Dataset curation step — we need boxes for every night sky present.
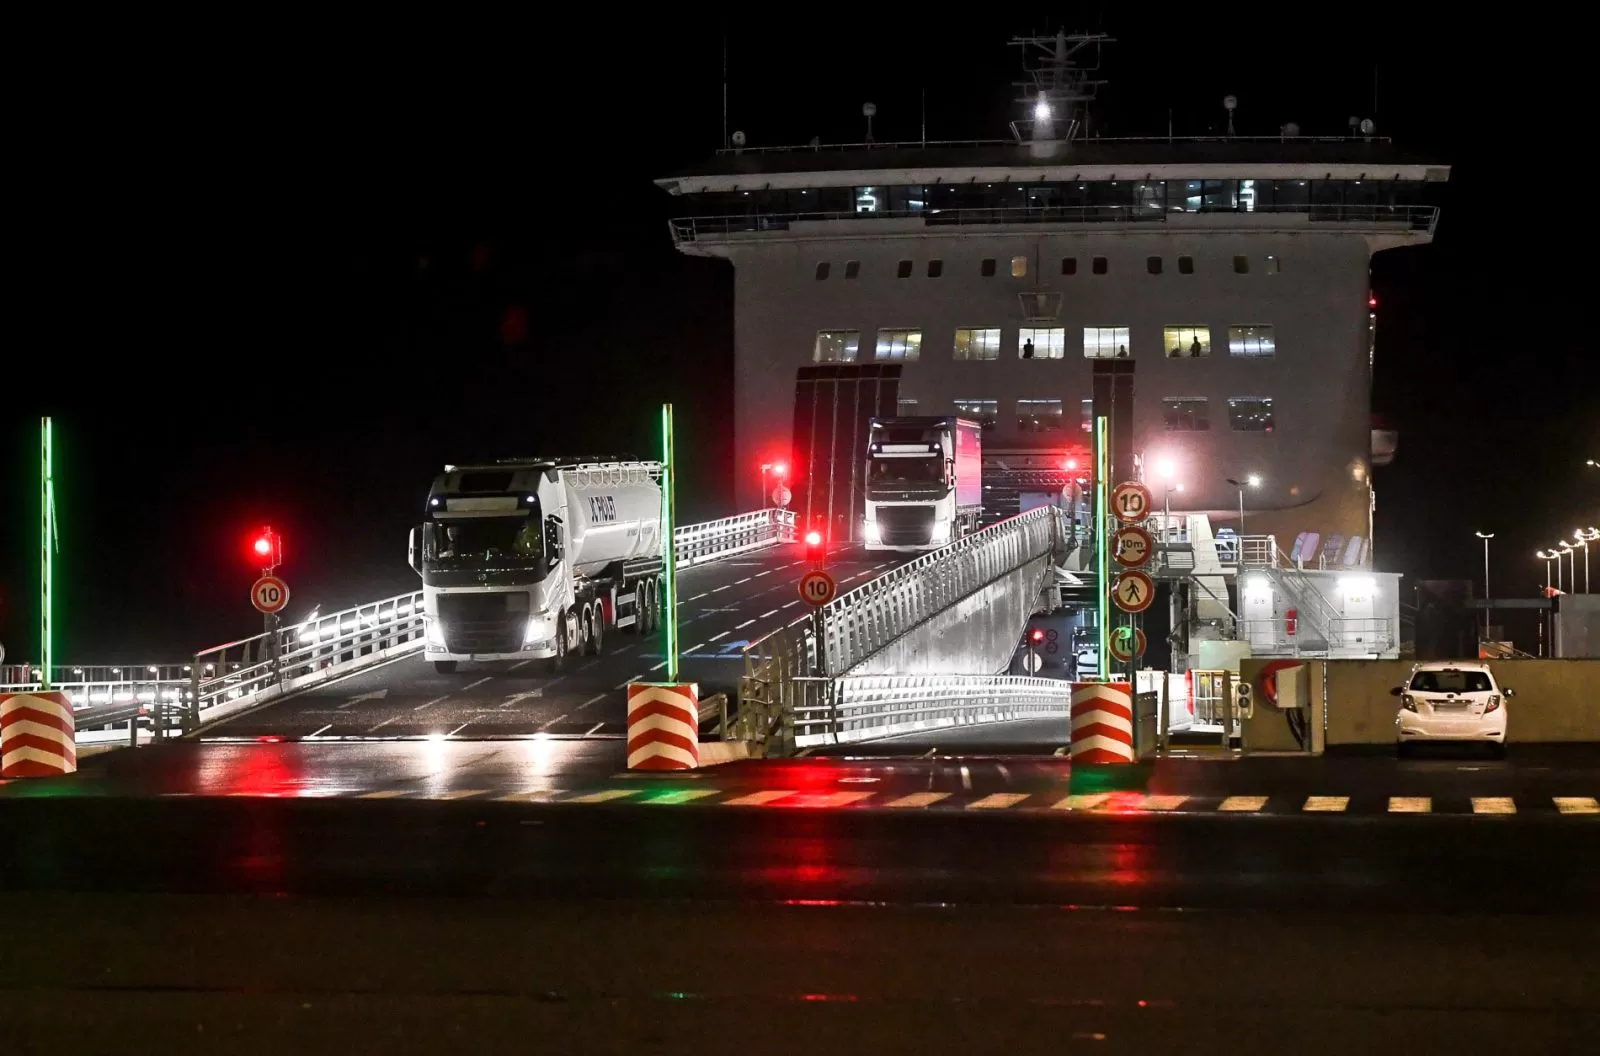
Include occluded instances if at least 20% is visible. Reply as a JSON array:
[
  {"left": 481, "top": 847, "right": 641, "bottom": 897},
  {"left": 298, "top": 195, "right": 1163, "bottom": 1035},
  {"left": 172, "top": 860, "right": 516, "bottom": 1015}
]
[{"left": 3, "top": 16, "right": 1595, "bottom": 660}]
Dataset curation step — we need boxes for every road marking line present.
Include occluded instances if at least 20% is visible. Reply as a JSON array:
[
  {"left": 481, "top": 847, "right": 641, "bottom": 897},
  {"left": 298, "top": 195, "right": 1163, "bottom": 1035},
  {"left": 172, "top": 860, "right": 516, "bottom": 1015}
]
[
  {"left": 683, "top": 642, "right": 706, "bottom": 653},
  {"left": 577, "top": 694, "right": 606, "bottom": 711},
  {"left": 613, "top": 673, "right": 648, "bottom": 689},
  {"left": 1554, "top": 796, "right": 1600, "bottom": 814},
  {"left": 782, "top": 600, "right": 801, "bottom": 608},
  {"left": 689, "top": 593, "right": 708, "bottom": 601},
  {"left": 758, "top": 609, "right": 779, "bottom": 619},
  {"left": 1219, "top": 795, "right": 1269, "bottom": 812},
  {"left": 754, "top": 570, "right": 771, "bottom": 577},
  {"left": 735, "top": 620, "right": 756, "bottom": 630},
  {"left": 509, "top": 660, "right": 530, "bottom": 671},
  {"left": 886, "top": 792, "right": 951, "bottom": 808},
  {"left": 1051, "top": 793, "right": 1110, "bottom": 810},
  {"left": 308, "top": 724, "right": 332, "bottom": 737},
  {"left": 584, "top": 722, "right": 605, "bottom": 735},
  {"left": 721, "top": 790, "right": 794, "bottom": 807},
  {"left": 712, "top": 585, "right": 731, "bottom": 592},
  {"left": 1140, "top": 795, "right": 1189, "bottom": 811},
  {"left": 496, "top": 790, "right": 563, "bottom": 802},
  {"left": 648, "top": 661, "right": 668, "bottom": 671},
  {"left": 537, "top": 714, "right": 568, "bottom": 729},
  {"left": 646, "top": 789, "right": 719, "bottom": 805},
  {"left": 357, "top": 790, "right": 408, "bottom": 799},
  {"left": 708, "top": 631, "right": 731, "bottom": 642},
  {"left": 1303, "top": 796, "right": 1349, "bottom": 812},
  {"left": 428, "top": 789, "right": 489, "bottom": 800},
  {"left": 967, "top": 792, "right": 1030, "bottom": 809},
  {"left": 446, "top": 722, "right": 472, "bottom": 737},
  {"left": 735, "top": 577, "right": 752, "bottom": 585},
  {"left": 463, "top": 676, "right": 493, "bottom": 691},
  {"left": 413, "top": 694, "right": 452, "bottom": 712},
  {"left": 567, "top": 790, "right": 638, "bottom": 804},
  {"left": 1471, "top": 797, "right": 1516, "bottom": 814},
  {"left": 1388, "top": 796, "right": 1431, "bottom": 814},
  {"left": 781, "top": 791, "right": 874, "bottom": 808}
]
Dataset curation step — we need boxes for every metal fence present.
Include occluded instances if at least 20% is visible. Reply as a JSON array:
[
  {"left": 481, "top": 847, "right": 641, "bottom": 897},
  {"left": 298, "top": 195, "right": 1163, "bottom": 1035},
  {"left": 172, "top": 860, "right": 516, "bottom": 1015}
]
[
  {"left": 793, "top": 674, "right": 1072, "bottom": 749},
  {"left": 1, "top": 506, "right": 796, "bottom": 744}
]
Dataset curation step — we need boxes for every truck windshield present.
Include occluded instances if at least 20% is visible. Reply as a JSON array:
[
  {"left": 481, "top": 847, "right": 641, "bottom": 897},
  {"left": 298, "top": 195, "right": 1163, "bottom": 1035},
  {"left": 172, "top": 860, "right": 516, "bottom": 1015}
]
[
  {"left": 430, "top": 515, "right": 543, "bottom": 566},
  {"left": 869, "top": 456, "right": 944, "bottom": 486}
]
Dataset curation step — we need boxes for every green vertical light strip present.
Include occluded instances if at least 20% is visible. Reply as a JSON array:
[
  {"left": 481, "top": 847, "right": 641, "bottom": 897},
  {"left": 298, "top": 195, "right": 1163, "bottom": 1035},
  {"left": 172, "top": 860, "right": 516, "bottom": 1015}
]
[
  {"left": 40, "top": 416, "right": 56, "bottom": 689},
  {"left": 1095, "top": 414, "right": 1110, "bottom": 679},
  {"left": 660, "top": 403, "right": 679, "bottom": 684}
]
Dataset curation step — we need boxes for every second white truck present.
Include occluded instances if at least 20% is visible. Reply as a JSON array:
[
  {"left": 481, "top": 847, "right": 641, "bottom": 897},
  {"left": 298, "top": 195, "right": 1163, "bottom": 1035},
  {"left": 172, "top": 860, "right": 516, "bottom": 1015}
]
[
  {"left": 408, "top": 459, "right": 666, "bottom": 673},
  {"left": 862, "top": 415, "right": 983, "bottom": 551}
]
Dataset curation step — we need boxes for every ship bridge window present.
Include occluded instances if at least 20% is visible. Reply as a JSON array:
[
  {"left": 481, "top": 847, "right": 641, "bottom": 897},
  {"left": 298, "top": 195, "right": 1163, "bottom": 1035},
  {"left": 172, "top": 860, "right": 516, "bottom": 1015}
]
[
  {"left": 1011, "top": 255, "right": 1028, "bottom": 278},
  {"left": 875, "top": 329, "right": 922, "bottom": 362},
  {"left": 953, "top": 327, "right": 1002, "bottom": 361},
  {"left": 981, "top": 258, "right": 997, "bottom": 277},
  {"left": 1164, "top": 326, "right": 1212, "bottom": 358},
  {"left": 814, "top": 330, "right": 860, "bottom": 363},
  {"left": 1173, "top": 179, "right": 1239, "bottom": 212},
  {"left": 1228, "top": 397, "right": 1276, "bottom": 432},
  {"left": 1162, "top": 397, "right": 1211, "bottom": 431},
  {"left": 1017, "top": 399, "right": 1064, "bottom": 433},
  {"left": 1019, "top": 327, "right": 1066, "bottom": 359},
  {"left": 854, "top": 186, "right": 882, "bottom": 213},
  {"left": 953, "top": 399, "right": 998, "bottom": 431},
  {"left": 1084, "top": 326, "right": 1131, "bottom": 359},
  {"left": 1264, "top": 255, "right": 1280, "bottom": 274},
  {"left": 1228, "top": 325, "right": 1276, "bottom": 358},
  {"left": 889, "top": 185, "right": 926, "bottom": 213}
]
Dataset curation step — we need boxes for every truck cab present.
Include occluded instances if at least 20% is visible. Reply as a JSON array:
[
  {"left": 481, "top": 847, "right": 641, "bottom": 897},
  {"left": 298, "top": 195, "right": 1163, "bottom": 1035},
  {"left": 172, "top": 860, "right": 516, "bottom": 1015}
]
[{"left": 862, "top": 416, "right": 983, "bottom": 551}]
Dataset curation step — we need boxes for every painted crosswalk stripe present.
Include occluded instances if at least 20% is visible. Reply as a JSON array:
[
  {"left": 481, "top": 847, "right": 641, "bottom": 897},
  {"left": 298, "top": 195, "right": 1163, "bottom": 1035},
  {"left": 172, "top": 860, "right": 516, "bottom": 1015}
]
[
  {"left": 1303, "top": 796, "right": 1349, "bottom": 812},
  {"left": 1553, "top": 796, "right": 1600, "bottom": 814},
  {"left": 496, "top": 790, "right": 564, "bottom": 803},
  {"left": 885, "top": 792, "right": 952, "bottom": 808},
  {"left": 722, "top": 790, "right": 795, "bottom": 807},
  {"left": 1218, "top": 796, "right": 1269, "bottom": 812},
  {"left": 1388, "top": 796, "right": 1431, "bottom": 813},
  {"left": 1471, "top": 797, "right": 1516, "bottom": 815},
  {"left": 782, "top": 791, "right": 874, "bottom": 808},
  {"left": 967, "top": 793, "right": 1030, "bottom": 809},
  {"left": 645, "top": 789, "right": 719, "bottom": 805},
  {"left": 1050, "top": 793, "right": 1110, "bottom": 811},
  {"left": 566, "top": 789, "right": 638, "bottom": 804},
  {"left": 1140, "top": 795, "right": 1189, "bottom": 811},
  {"left": 357, "top": 789, "right": 409, "bottom": 799}
]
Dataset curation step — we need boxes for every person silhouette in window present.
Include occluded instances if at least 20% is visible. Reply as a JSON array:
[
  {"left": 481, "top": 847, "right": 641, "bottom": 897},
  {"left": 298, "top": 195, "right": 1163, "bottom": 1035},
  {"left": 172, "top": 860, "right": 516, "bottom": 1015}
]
[
  {"left": 1190, "top": 337, "right": 1203, "bottom": 357},
  {"left": 1117, "top": 343, "right": 1129, "bottom": 358},
  {"left": 1022, "top": 339, "right": 1035, "bottom": 359}
]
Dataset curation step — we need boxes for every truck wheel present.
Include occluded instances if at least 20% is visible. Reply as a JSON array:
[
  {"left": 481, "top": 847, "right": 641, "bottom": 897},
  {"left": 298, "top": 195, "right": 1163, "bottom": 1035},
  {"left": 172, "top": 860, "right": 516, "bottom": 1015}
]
[
  {"left": 551, "top": 608, "right": 570, "bottom": 671},
  {"left": 648, "top": 580, "right": 661, "bottom": 633},
  {"left": 588, "top": 602, "right": 604, "bottom": 655},
  {"left": 433, "top": 660, "right": 457, "bottom": 674},
  {"left": 639, "top": 581, "right": 655, "bottom": 634}
]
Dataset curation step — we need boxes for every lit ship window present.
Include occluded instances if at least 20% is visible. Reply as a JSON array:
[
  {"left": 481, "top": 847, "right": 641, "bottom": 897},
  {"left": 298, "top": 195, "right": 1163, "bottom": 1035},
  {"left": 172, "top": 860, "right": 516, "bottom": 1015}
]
[
  {"left": 1164, "top": 326, "right": 1212, "bottom": 358},
  {"left": 1162, "top": 397, "right": 1211, "bottom": 432},
  {"left": 1017, "top": 399, "right": 1064, "bottom": 433},
  {"left": 953, "top": 328, "right": 1002, "bottom": 361},
  {"left": 953, "top": 399, "right": 998, "bottom": 431},
  {"left": 1080, "top": 399, "right": 1094, "bottom": 433},
  {"left": 813, "top": 330, "right": 861, "bottom": 363},
  {"left": 1019, "top": 327, "right": 1066, "bottom": 359},
  {"left": 1265, "top": 255, "right": 1281, "bottom": 274},
  {"left": 875, "top": 329, "right": 922, "bottom": 362},
  {"left": 1228, "top": 397, "right": 1275, "bottom": 432},
  {"left": 1228, "top": 326, "right": 1276, "bottom": 358},
  {"left": 1011, "top": 256, "right": 1028, "bottom": 278},
  {"left": 1083, "top": 326, "right": 1130, "bottom": 359}
]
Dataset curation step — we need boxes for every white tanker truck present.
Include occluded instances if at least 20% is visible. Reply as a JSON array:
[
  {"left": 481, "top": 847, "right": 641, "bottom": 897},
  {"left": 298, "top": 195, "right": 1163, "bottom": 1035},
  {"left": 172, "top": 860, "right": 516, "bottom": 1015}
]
[{"left": 407, "top": 459, "right": 667, "bottom": 673}]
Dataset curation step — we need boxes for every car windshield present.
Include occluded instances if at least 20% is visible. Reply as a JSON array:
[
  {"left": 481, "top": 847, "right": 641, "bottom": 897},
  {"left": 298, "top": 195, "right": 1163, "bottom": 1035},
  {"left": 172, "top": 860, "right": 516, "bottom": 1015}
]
[
  {"left": 869, "top": 456, "right": 943, "bottom": 485},
  {"left": 1410, "top": 669, "right": 1493, "bottom": 693}
]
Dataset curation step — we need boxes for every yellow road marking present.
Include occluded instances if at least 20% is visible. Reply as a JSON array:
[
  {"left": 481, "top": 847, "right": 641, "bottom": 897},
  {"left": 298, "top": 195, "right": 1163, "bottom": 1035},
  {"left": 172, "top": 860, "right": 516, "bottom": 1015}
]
[{"left": 1218, "top": 795, "right": 1269, "bottom": 812}]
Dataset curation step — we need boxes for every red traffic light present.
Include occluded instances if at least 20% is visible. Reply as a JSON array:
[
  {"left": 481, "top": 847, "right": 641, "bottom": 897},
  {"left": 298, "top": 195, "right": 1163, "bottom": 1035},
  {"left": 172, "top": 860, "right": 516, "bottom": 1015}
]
[
  {"left": 249, "top": 527, "right": 281, "bottom": 567},
  {"left": 773, "top": 462, "right": 788, "bottom": 479},
  {"left": 252, "top": 535, "right": 272, "bottom": 558},
  {"left": 804, "top": 530, "right": 823, "bottom": 547},
  {"left": 1030, "top": 628, "right": 1045, "bottom": 642}
]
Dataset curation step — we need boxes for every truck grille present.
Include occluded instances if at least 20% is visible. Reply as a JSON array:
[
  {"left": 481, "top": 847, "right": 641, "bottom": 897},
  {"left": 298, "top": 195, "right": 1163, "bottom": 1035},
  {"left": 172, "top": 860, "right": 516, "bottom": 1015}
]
[
  {"left": 875, "top": 505, "right": 935, "bottom": 546},
  {"left": 436, "top": 592, "right": 529, "bottom": 654}
]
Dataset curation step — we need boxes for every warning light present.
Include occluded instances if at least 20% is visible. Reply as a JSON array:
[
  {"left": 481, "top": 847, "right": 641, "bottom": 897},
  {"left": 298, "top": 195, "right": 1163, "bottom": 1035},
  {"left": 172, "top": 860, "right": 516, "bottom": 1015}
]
[
  {"left": 1062, "top": 458, "right": 1078, "bottom": 471},
  {"left": 773, "top": 462, "right": 788, "bottom": 479},
  {"left": 804, "top": 530, "right": 823, "bottom": 547},
  {"left": 252, "top": 535, "right": 272, "bottom": 557},
  {"left": 1367, "top": 293, "right": 1378, "bottom": 308},
  {"left": 249, "top": 527, "right": 282, "bottom": 569},
  {"left": 1030, "top": 628, "right": 1045, "bottom": 642}
]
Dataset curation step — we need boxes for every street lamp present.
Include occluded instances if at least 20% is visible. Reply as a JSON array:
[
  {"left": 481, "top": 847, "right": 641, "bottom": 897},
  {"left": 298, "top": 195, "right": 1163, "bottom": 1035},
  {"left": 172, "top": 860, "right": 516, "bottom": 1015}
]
[
  {"left": 1225, "top": 473, "right": 1261, "bottom": 537},
  {"left": 1558, "top": 542, "right": 1576, "bottom": 594},
  {"left": 1536, "top": 549, "right": 1555, "bottom": 595},
  {"left": 1475, "top": 531, "right": 1494, "bottom": 641},
  {"left": 1538, "top": 548, "right": 1564, "bottom": 593},
  {"left": 1574, "top": 528, "right": 1597, "bottom": 593}
]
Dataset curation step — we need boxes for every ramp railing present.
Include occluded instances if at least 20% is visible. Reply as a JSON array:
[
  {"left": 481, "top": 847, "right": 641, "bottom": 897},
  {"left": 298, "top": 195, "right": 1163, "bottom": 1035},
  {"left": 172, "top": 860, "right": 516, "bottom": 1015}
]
[
  {"left": 793, "top": 674, "right": 1072, "bottom": 748},
  {"left": 1, "top": 506, "right": 793, "bottom": 743}
]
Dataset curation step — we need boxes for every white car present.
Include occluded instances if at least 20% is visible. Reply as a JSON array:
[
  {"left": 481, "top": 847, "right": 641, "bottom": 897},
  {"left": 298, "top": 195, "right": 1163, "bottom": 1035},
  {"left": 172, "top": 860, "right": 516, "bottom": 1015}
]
[{"left": 1392, "top": 660, "right": 1513, "bottom": 756}]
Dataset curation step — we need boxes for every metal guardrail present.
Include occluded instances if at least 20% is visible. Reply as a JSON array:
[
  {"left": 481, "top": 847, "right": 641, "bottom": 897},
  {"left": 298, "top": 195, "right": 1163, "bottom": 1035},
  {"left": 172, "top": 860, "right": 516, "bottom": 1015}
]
[
  {"left": 670, "top": 204, "right": 1439, "bottom": 243},
  {"left": 712, "top": 134, "right": 1396, "bottom": 156},
  {"left": 0, "top": 506, "right": 794, "bottom": 744},
  {"left": 793, "top": 674, "right": 1072, "bottom": 748},
  {"left": 740, "top": 506, "right": 1064, "bottom": 753}
]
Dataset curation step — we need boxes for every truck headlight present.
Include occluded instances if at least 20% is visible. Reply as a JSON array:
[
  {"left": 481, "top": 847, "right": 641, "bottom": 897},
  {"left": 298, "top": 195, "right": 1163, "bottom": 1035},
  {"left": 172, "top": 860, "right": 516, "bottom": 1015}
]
[
  {"left": 426, "top": 619, "right": 445, "bottom": 646},
  {"left": 523, "top": 614, "right": 554, "bottom": 646},
  {"left": 863, "top": 519, "right": 880, "bottom": 544},
  {"left": 929, "top": 519, "right": 951, "bottom": 546}
]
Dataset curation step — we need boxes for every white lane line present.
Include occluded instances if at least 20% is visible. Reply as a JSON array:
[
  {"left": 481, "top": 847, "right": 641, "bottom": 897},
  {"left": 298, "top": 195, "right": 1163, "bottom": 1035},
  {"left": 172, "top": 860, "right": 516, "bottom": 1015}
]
[
  {"left": 584, "top": 722, "right": 605, "bottom": 735},
  {"left": 537, "top": 714, "right": 569, "bottom": 730},
  {"left": 735, "top": 577, "right": 752, "bottom": 585},
  {"left": 463, "top": 677, "right": 493, "bottom": 691},
  {"left": 712, "top": 585, "right": 731, "bottom": 592},
  {"left": 886, "top": 792, "right": 951, "bottom": 808},
  {"left": 649, "top": 661, "right": 668, "bottom": 671},
  {"left": 509, "top": 660, "right": 531, "bottom": 671},
  {"left": 1388, "top": 796, "right": 1431, "bottom": 814},
  {"left": 357, "top": 790, "right": 408, "bottom": 799},
  {"left": 723, "top": 790, "right": 794, "bottom": 807},
  {"left": 1554, "top": 797, "right": 1600, "bottom": 814},
  {"left": 754, "top": 570, "right": 771, "bottom": 577},
  {"left": 708, "top": 631, "right": 731, "bottom": 642},
  {"left": 689, "top": 593, "right": 708, "bottom": 601},
  {"left": 959, "top": 765, "right": 973, "bottom": 791},
  {"left": 758, "top": 609, "right": 779, "bottom": 619},
  {"left": 1471, "top": 797, "right": 1516, "bottom": 815},
  {"left": 1303, "top": 796, "right": 1349, "bottom": 812},
  {"left": 782, "top": 600, "right": 801, "bottom": 608},
  {"left": 735, "top": 619, "right": 756, "bottom": 630},
  {"left": 446, "top": 722, "right": 472, "bottom": 737},
  {"left": 1218, "top": 795, "right": 1269, "bottom": 812},
  {"left": 413, "top": 694, "right": 453, "bottom": 712},
  {"left": 577, "top": 694, "right": 606, "bottom": 711},
  {"left": 308, "top": 724, "right": 332, "bottom": 737},
  {"left": 567, "top": 789, "right": 637, "bottom": 804},
  {"left": 683, "top": 642, "right": 706, "bottom": 653},
  {"left": 613, "top": 673, "right": 648, "bottom": 689},
  {"left": 967, "top": 793, "right": 1029, "bottom": 809}
]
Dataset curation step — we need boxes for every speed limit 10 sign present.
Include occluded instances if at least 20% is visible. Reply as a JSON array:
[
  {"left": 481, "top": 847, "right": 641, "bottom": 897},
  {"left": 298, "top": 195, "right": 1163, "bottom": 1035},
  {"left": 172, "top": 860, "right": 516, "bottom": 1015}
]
[
  {"left": 798, "top": 569, "right": 837, "bottom": 606},
  {"left": 251, "top": 575, "right": 290, "bottom": 615},
  {"left": 1110, "top": 480, "right": 1153, "bottom": 523}
]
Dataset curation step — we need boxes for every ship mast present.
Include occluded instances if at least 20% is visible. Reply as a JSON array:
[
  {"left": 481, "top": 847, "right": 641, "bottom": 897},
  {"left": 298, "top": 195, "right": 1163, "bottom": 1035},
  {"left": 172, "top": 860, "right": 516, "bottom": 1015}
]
[{"left": 1010, "top": 29, "right": 1114, "bottom": 159}]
